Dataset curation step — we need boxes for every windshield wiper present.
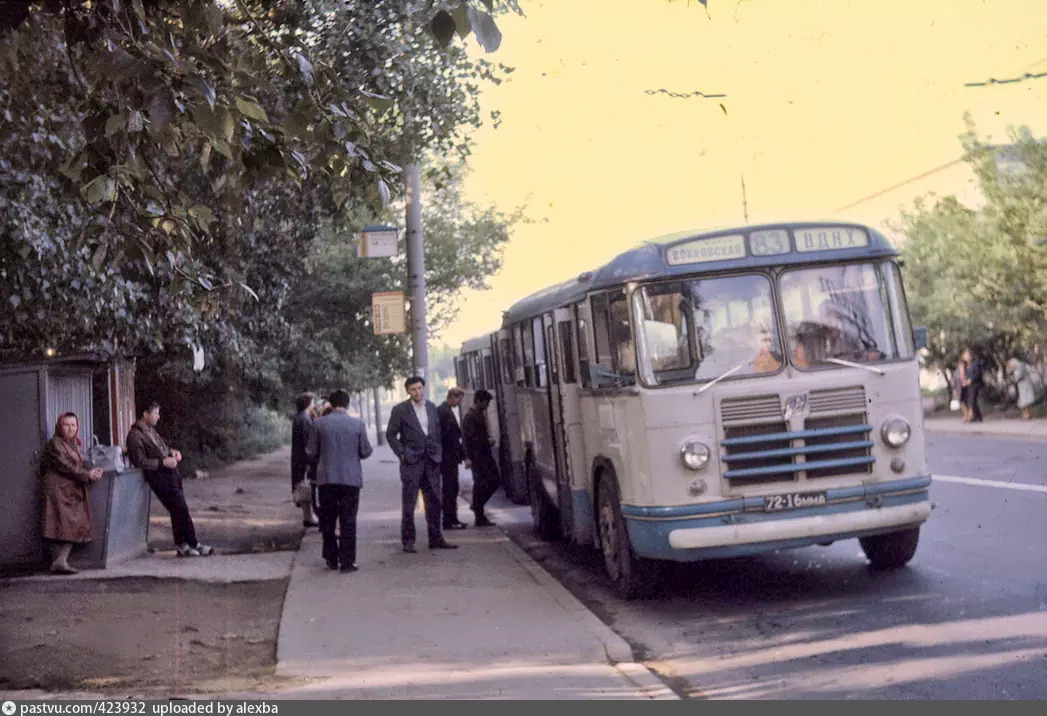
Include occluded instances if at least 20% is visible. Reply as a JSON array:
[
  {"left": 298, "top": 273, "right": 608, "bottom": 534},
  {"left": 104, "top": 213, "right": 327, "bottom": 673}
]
[
  {"left": 821, "top": 357, "right": 886, "bottom": 376},
  {"left": 693, "top": 360, "right": 751, "bottom": 396}
]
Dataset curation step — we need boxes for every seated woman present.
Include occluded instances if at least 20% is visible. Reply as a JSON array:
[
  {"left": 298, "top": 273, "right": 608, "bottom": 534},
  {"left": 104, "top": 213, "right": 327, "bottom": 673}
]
[{"left": 40, "top": 412, "right": 102, "bottom": 574}]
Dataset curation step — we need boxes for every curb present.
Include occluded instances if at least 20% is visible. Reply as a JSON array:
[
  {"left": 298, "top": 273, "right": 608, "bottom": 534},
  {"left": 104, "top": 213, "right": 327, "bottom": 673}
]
[{"left": 485, "top": 503, "right": 681, "bottom": 700}]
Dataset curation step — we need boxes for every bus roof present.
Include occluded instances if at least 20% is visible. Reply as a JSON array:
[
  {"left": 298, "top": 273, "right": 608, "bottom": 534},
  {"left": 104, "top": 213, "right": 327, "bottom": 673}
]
[
  {"left": 502, "top": 221, "right": 898, "bottom": 324},
  {"left": 460, "top": 333, "right": 495, "bottom": 354}
]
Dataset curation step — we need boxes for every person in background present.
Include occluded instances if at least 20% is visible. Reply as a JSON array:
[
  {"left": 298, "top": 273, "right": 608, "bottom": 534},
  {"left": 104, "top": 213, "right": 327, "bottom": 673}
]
[
  {"left": 126, "top": 401, "right": 214, "bottom": 557},
  {"left": 961, "top": 348, "right": 984, "bottom": 423},
  {"left": 40, "top": 412, "right": 102, "bottom": 574},
  {"left": 306, "top": 389, "right": 372, "bottom": 573},
  {"left": 462, "top": 389, "right": 499, "bottom": 527},
  {"left": 1008, "top": 357, "right": 1037, "bottom": 421},
  {"left": 386, "top": 376, "right": 457, "bottom": 553},
  {"left": 437, "top": 387, "right": 468, "bottom": 531},
  {"left": 291, "top": 392, "right": 319, "bottom": 528},
  {"left": 953, "top": 356, "right": 969, "bottom": 421}
]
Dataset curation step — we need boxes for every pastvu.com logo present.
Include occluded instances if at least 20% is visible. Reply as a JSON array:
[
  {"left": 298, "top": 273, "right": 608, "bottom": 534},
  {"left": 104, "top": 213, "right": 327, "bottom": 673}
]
[{"left": 2, "top": 700, "right": 17, "bottom": 715}]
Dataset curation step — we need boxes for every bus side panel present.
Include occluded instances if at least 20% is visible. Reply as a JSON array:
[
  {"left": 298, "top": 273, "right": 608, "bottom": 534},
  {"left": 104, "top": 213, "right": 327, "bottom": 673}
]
[{"left": 495, "top": 380, "right": 527, "bottom": 502}]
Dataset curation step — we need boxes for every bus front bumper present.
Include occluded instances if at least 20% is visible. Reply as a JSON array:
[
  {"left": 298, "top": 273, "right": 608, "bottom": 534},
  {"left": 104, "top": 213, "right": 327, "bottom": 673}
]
[{"left": 621, "top": 476, "right": 932, "bottom": 561}]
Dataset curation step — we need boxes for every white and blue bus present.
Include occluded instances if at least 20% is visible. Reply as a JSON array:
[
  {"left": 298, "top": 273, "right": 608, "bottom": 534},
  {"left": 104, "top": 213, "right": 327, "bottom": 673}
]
[{"left": 460, "top": 222, "right": 931, "bottom": 598}]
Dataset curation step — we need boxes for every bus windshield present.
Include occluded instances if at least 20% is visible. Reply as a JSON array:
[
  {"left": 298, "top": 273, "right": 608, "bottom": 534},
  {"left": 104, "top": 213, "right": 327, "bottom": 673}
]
[
  {"left": 633, "top": 274, "right": 785, "bottom": 386},
  {"left": 780, "top": 262, "right": 909, "bottom": 368}
]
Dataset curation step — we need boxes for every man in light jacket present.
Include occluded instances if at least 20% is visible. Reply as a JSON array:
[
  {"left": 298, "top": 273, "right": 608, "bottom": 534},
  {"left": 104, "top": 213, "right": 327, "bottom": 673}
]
[{"left": 306, "top": 389, "right": 373, "bottom": 572}]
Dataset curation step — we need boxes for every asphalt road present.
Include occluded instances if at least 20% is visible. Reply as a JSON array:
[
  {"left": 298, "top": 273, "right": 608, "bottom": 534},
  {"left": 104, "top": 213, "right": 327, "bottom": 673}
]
[{"left": 478, "top": 431, "right": 1047, "bottom": 699}]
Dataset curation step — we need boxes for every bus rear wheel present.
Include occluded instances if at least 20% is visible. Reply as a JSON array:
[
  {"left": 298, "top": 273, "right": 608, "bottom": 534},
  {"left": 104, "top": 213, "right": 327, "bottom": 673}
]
[
  {"left": 859, "top": 527, "right": 920, "bottom": 570},
  {"left": 528, "top": 458, "right": 561, "bottom": 541},
  {"left": 597, "top": 476, "right": 659, "bottom": 600}
]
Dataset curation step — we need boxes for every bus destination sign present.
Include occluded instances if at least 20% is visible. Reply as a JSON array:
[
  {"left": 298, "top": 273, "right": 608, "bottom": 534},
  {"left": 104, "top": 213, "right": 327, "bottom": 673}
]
[
  {"left": 666, "top": 234, "right": 747, "bottom": 266},
  {"left": 794, "top": 226, "right": 869, "bottom": 253}
]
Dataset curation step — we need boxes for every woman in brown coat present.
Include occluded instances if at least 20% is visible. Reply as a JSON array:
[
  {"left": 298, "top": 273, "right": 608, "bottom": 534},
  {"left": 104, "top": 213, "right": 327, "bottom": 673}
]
[{"left": 40, "top": 412, "right": 102, "bottom": 574}]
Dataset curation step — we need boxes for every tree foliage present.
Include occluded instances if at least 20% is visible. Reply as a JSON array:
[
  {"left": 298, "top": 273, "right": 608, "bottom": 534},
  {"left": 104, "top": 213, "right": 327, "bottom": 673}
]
[{"left": 894, "top": 118, "right": 1047, "bottom": 372}]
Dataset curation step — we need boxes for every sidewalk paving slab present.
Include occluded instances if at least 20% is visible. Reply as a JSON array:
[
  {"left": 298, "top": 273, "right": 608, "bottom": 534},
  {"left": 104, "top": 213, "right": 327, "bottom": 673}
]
[{"left": 923, "top": 414, "right": 1047, "bottom": 440}]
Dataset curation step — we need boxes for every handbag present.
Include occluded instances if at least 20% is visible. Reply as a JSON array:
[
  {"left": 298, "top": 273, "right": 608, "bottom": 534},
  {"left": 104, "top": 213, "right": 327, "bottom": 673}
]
[
  {"left": 294, "top": 480, "right": 313, "bottom": 507},
  {"left": 85, "top": 435, "right": 125, "bottom": 473},
  {"left": 949, "top": 398, "right": 960, "bottom": 412}
]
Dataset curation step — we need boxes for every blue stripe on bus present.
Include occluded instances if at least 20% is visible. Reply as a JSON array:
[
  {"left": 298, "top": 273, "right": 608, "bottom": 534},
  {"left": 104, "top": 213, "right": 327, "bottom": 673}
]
[
  {"left": 724, "top": 455, "right": 875, "bottom": 479},
  {"left": 719, "top": 424, "right": 871, "bottom": 447},
  {"left": 721, "top": 440, "right": 874, "bottom": 463}
]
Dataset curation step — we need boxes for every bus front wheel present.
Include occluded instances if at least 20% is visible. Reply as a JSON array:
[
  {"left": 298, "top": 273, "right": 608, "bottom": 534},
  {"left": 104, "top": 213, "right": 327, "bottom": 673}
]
[
  {"left": 859, "top": 527, "right": 920, "bottom": 570},
  {"left": 596, "top": 475, "right": 659, "bottom": 600}
]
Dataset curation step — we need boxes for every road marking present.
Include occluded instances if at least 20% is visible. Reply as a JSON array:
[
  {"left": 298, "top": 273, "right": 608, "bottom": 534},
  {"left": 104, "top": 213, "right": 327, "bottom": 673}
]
[{"left": 934, "top": 474, "right": 1047, "bottom": 494}]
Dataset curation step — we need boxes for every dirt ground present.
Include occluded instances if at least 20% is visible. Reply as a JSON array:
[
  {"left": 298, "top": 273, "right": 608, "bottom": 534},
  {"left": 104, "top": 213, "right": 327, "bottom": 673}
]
[{"left": 0, "top": 446, "right": 306, "bottom": 696}]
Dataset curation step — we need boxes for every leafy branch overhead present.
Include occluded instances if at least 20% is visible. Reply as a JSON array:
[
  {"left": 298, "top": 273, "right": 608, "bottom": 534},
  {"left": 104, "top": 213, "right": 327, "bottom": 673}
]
[
  {"left": 0, "top": 1, "right": 522, "bottom": 364},
  {"left": 0, "top": 0, "right": 521, "bottom": 260}
]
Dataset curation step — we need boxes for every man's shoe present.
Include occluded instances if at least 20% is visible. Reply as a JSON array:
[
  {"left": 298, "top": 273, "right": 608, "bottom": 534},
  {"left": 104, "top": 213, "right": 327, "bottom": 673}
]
[
  {"left": 176, "top": 543, "right": 200, "bottom": 557},
  {"left": 325, "top": 559, "right": 338, "bottom": 570},
  {"left": 402, "top": 544, "right": 417, "bottom": 554},
  {"left": 430, "top": 541, "right": 459, "bottom": 550},
  {"left": 340, "top": 564, "right": 359, "bottom": 573},
  {"left": 443, "top": 521, "right": 468, "bottom": 530},
  {"left": 193, "top": 543, "right": 215, "bottom": 556},
  {"left": 303, "top": 520, "right": 319, "bottom": 528},
  {"left": 475, "top": 516, "right": 496, "bottom": 527}
]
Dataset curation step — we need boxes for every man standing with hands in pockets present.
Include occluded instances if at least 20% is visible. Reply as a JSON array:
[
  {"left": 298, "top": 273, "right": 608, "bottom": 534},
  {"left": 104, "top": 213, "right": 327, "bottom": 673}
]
[{"left": 386, "top": 376, "right": 458, "bottom": 553}]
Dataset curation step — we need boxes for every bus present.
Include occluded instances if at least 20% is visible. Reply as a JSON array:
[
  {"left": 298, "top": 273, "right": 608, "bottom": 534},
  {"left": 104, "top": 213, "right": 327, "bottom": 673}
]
[{"left": 460, "top": 221, "right": 932, "bottom": 598}]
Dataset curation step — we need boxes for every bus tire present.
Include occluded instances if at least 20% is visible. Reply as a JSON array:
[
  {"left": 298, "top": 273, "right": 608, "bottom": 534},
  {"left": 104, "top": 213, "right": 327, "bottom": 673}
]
[
  {"left": 596, "top": 473, "right": 659, "bottom": 600},
  {"left": 528, "top": 458, "right": 562, "bottom": 541},
  {"left": 859, "top": 527, "right": 920, "bottom": 570}
]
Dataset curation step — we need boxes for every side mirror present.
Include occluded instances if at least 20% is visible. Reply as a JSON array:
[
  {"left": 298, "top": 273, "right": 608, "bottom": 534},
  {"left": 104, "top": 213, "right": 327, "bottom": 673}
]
[{"left": 913, "top": 326, "right": 929, "bottom": 351}]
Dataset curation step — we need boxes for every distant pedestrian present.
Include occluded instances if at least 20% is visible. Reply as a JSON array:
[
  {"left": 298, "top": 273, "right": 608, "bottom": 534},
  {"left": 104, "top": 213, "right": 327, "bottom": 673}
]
[
  {"left": 40, "top": 412, "right": 102, "bottom": 574},
  {"left": 961, "top": 348, "right": 984, "bottom": 423},
  {"left": 1008, "top": 357, "right": 1037, "bottom": 421},
  {"left": 386, "top": 376, "right": 458, "bottom": 553},
  {"left": 437, "top": 387, "right": 468, "bottom": 530},
  {"left": 126, "top": 401, "right": 214, "bottom": 557},
  {"left": 306, "top": 389, "right": 373, "bottom": 573},
  {"left": 462, "top": 389, "right": 499, "bottom": 527},
  {"left": 291, "top": 392, "right": 319, "bottom": 528}
]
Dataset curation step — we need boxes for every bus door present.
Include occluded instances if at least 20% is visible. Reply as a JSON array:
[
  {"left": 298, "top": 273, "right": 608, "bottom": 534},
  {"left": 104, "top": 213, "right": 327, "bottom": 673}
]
[
  {"left": 542, "top": 311, "right": 573, "bottom": 534},
  {"left": 553, "top": 306, "right": 585, "bottom": 540}
]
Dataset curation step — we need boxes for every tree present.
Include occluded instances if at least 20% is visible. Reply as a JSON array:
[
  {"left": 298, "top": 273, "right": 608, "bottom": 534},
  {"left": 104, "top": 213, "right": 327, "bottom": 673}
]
[{"left": 893, "top": 118, "right": 1047, "bottom": 378}]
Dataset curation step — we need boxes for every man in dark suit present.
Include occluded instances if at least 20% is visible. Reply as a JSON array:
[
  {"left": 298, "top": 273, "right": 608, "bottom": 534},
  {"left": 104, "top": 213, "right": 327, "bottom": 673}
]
[
  {"left": 462, "top": 389, "right": 500, "bottom": 527},
  {"left": 291, "top": 392, "right": 319, "bottom": 527},
  {"left": 437, "top": 387, "right": 468, "bottom": 531},
  {"left": 386, "top": 376, "right": 458, "bottom": 553}
]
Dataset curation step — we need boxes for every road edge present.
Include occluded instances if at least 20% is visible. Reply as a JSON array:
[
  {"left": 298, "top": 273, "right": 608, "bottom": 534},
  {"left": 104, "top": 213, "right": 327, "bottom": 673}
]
[{"left": 494, "top": 522, "right": 680, "bottom": 700}]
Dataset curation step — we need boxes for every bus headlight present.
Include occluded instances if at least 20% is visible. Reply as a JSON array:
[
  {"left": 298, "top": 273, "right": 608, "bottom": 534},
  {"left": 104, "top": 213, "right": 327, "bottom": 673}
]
[
  {"left": 681, "top": 441, "right": 710, "bottom": 471},
  {"left": 880, "top": 417, "right": 911, "bottom": 448}
]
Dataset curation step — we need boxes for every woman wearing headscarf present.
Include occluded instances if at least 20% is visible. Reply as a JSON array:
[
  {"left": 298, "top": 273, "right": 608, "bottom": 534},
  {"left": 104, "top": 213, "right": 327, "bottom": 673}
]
[{"left": 40, "top": 412, "right": 102, "bottom": 574}]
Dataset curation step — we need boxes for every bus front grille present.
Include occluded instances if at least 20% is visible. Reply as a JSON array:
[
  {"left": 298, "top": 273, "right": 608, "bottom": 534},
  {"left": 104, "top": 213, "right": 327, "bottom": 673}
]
[{"left": 719, "top": 389, "right": 874, "bottom": 487}]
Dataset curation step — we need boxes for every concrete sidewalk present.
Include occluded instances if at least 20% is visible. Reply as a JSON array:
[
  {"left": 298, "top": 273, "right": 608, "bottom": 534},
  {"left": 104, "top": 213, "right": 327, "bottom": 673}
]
[
  {"left": 924, "top": 414, "right": 1047, "bottom": 440},
  {"left": 267, "top": 439, "right": 675, "bottom": 699}
]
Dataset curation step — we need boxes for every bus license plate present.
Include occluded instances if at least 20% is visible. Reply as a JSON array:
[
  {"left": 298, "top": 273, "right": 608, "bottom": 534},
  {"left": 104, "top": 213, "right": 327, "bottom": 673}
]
[{"left": 763, "top": 491, "right": 828, "bottom": 512}]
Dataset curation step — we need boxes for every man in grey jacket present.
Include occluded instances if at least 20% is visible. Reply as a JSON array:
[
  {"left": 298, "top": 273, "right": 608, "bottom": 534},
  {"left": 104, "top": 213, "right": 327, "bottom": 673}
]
[{"left": 306, "top": 389, "right": 373, "bottom": 572}]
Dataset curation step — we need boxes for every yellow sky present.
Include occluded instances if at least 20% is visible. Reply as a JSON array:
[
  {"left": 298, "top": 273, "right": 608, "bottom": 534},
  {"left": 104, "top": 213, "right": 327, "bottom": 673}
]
[{"left": 437, "top": 0, "right": 1047, "bottom": 347}]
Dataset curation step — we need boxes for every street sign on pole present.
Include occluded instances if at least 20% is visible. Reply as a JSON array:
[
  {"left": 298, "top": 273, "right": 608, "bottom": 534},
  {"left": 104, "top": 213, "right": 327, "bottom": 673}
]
[
  {"left": 357, "top": 224, "right": 400, "bottom": 258},
  {"left": 372, "top": 291, "right": 407, "bottom": 335}
]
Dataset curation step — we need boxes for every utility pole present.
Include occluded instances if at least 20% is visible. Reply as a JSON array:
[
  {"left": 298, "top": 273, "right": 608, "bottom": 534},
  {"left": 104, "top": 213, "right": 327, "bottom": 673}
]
[
  {"left": 405, "top": 163, "right": 429, "bottom": 393},
  {"left": 741, "top": 174, "right": 749, "bottom": 223},
  {"left": 373, "top": 386, "right": 384, "bottom": 445}
]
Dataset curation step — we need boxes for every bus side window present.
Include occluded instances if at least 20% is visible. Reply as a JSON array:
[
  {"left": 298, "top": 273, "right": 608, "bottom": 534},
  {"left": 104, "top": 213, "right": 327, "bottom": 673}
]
[
  {"left": 511, "top": 324, "right": 525, "bottom": 387},
  {"left": 591, "top": 294, "right": 613, "bottom": 387},
  {"left": 522, "top": 320, "right": 536, "bottom": 387},
  {"left": 546, "top": 323, "right": 559, "bottom": 385},
  {"left": 484, "top": 354, "right": 495, "bottom": 390},
  {"left": 532, "top": 317, "right": 547, "bottom": 388},
  {"left": 576, "top": 306, "right": 592, "bottom": 388},
  {"left": 455, "top": 357, "right": 466, "bottom": 388},
  {"left": 500, "top": 337, "right": 513, "bottom": 385},
  {"left": 608, "top": 292, "right": 635, "bottom": 382},
  {"left": 558, "top": 321, "right": 577, "bottom": 384}
]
